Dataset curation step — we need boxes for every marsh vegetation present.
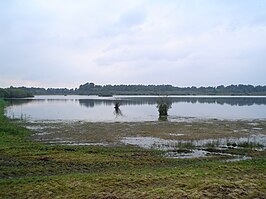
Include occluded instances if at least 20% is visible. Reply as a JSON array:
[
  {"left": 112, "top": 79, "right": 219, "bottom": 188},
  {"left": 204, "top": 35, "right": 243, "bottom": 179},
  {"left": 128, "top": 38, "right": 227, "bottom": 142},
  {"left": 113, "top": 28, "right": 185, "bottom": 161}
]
[
  {"left": 1, "top": 99, "right": 266, "bottom": 198},
  {"left": 157, "top": 97, "right": 172, "bottom": 118}
]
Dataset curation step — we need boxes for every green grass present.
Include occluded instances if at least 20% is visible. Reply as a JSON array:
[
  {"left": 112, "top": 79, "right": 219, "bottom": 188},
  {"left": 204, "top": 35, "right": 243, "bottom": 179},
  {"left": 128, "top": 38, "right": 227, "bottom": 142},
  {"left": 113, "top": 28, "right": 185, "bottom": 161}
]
[
  {"left": 233, "top": 141, "right": 264, "bottom": 149},
  {"left": 0, "top": 99, "right": 266, "bottom": 198}
]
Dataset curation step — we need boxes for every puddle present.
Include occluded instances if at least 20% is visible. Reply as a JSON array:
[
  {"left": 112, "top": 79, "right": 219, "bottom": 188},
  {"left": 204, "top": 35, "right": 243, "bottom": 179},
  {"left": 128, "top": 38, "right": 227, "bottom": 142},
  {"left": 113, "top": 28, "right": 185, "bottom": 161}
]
[
  {"left": 233, "top": 129, "right": 249, "bottom": 133},
  {"left": 65, "top": 142, "right": 108, "bottom": 146},
  {"left": 165, "top": 150, "right": 207, "bottom": 159},
  {"left": 42, "top": 140, "right": 108, "bottom": 146},
  {"left": 165, "top": 150, "right": 253, "bottom": 162},
  {"left": 120, "top": 137, "right": 177, "bottom": 150},
  {"left": 121, "top": 134, "right": 266, "bottom": 150},
  {"left": 191, "top": 135, "right": 266, "bottom": 148},
  {"left": 248, "top": 123, "right": 259, "bottom": 126},
  {"left": 26, "top": 125, "right": 45, "bottom": 130},
  {"left": 169, "top": 133, "right": 185, "bottom": 136},
  {"left": 121, "top": 135, "right": 265, "bottom": 161},
  {"left": 35, "top": 132, "right": 50, "bottom": 136},
  {"left": 252, "top": 128, "right": 263, "bottom": 130}
]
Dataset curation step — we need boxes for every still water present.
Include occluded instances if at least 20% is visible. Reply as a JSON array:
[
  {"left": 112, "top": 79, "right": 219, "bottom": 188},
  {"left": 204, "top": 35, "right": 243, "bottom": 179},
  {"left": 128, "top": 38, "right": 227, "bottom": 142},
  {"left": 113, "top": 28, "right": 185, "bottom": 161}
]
[{"left": 5, "top": 95, "right": 266, "bottom": 122}]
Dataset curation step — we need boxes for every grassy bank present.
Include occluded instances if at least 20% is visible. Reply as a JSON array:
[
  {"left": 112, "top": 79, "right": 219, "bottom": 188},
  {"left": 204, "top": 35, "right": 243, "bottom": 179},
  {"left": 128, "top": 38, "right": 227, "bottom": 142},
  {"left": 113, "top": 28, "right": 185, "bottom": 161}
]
[{"left": 0, "top": 99, "right": 266, "bottom": 198}]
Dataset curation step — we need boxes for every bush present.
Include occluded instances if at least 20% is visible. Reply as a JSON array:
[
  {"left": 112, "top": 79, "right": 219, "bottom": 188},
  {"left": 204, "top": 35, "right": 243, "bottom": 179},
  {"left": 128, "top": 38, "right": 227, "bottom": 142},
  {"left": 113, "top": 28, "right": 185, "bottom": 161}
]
[{"left": 157, "top": 97, "right": 172, "bottom": 116}]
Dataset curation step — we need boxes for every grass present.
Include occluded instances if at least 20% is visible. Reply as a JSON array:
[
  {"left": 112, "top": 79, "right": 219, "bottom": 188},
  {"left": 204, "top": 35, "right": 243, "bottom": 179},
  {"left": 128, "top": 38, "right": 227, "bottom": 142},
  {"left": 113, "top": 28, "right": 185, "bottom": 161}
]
[
  {"left": 28, "top": 119, "right": 266, "bottom": 145},
  {"left": 0, "top": 99, "right": 266, "bottom": 198},
  {"left": 228, "top": 141, "right": 264, "bottom": 149},
  {"left": 175, "top": 141, "right": 195, "bottom": 149}
]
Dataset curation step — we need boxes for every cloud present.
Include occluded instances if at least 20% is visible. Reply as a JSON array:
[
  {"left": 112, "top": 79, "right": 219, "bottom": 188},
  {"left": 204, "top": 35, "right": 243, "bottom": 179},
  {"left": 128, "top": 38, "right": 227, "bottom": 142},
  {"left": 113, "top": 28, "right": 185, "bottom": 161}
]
[{"left": 0, "top": 0, "right": 266, "bottom": 87}]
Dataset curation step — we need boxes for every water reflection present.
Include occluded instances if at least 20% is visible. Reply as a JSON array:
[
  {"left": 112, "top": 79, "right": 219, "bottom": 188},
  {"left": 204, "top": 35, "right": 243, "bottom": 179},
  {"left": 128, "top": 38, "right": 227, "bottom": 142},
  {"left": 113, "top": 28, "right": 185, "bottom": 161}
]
[
  {"left": 158, "top": 116, "right": 168, "bottom": 121},
  {"left": 5, "top": 95, "right": 266, "bottom": 121},
  {"left": 120, "top": 97, "right": 266, "bottom": 106},
  {"left": 6, "top": 96, "right": 266, "bottom": 107},
  {"left": 114, "top": 101, "right": 123, "bottom": 117},
  {"left": 7, "top": 98, "right": 35, "bottom": 106},
  {"left": 79, "top": 99, "right": 96, "bottom": 107}
]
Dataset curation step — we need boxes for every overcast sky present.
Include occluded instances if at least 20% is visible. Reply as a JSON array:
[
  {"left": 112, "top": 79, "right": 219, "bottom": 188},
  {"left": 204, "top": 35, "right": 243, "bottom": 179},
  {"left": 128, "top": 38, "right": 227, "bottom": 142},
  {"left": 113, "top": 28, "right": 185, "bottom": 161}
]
[{"left": 0, "top": 0, "right": 265, "bottom": 88}]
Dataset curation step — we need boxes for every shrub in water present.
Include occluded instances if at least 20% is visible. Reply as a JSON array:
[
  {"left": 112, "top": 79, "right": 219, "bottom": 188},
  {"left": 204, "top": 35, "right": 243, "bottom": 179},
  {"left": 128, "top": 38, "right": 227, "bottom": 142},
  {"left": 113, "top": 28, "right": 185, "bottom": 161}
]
[{"left": 157, "top": 97, "right": 172, "bottom": 117}]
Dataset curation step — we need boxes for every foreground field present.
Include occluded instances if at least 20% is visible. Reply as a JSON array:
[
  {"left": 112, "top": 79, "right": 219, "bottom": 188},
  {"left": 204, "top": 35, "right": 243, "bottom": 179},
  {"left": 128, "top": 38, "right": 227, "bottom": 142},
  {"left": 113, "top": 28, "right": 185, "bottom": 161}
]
[{"left": 0, "top": 99, "right": 266, "bottom": 198}]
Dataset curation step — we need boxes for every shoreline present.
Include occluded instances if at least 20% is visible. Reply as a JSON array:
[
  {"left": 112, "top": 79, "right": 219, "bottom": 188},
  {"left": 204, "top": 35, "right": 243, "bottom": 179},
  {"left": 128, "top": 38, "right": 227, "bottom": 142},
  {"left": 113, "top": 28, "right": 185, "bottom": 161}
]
[{"left": 1, "top": 99, "right": 266, "bottom": 198}]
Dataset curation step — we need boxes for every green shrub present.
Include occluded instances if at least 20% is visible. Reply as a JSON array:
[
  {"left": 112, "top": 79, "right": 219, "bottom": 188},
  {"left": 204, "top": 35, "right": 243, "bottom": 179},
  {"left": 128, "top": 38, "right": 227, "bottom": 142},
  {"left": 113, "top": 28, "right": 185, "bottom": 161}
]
[{"left": 157, "top": 97, "right": 172, "bottom": 116}]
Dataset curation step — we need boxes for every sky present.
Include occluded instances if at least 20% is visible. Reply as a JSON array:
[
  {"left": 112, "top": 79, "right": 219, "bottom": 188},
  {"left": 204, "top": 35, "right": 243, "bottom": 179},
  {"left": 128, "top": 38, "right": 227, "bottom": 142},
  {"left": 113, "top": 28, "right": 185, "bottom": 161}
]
[{"left": 0, "top": 0, "right": 266, "bottom": 88}]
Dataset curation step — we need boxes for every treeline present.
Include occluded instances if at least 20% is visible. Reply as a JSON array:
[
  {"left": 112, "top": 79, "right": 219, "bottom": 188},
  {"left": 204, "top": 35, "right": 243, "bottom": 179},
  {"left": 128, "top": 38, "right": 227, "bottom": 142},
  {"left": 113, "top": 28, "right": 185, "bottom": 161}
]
[
  {"left": 78, "top": 83, "right": 266, "bottom": 95},
  {"left": 0, "top": 87, "right": 34, "bottom": 98},
  {"left": 17, "top": 87, "right": 76, "bottom": 95},
  {"left": 2, "top": 83, "right": 266, "bottom": 97}
]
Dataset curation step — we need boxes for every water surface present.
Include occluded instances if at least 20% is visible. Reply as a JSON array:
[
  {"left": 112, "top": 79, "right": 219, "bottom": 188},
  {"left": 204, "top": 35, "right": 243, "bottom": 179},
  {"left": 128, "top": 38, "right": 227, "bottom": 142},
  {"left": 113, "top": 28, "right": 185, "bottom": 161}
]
[{"left": 5, "top": 95, "right": 266, "bottom": 122}]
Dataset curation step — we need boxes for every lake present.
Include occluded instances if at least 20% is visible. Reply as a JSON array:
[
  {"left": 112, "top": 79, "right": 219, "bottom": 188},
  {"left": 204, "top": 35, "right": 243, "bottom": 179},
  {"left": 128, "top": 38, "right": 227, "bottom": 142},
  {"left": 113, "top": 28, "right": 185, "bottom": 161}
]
[{"left": 5, "top": 95, "right": 266, "bottom": 122}]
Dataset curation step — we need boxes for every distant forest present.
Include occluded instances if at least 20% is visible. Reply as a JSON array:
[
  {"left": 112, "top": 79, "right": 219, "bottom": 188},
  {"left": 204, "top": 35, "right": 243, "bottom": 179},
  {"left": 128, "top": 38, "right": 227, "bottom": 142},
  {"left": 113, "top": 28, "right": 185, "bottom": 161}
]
[
  {"left": 0, "top": 87, "right": 33, "bottom": 98},
  {"left": 1, "top": 83, "right": 266, "bottom": 98}
]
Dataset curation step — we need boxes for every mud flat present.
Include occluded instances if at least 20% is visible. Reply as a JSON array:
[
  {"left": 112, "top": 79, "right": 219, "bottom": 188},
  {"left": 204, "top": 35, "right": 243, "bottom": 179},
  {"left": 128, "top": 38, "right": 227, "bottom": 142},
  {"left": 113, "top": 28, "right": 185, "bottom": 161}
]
[
  {"left": 26, "top": 119, "right": 266, "bottom": 162},
  {"left": 27, "top": 119, "right": 266, "bottom": 146}
]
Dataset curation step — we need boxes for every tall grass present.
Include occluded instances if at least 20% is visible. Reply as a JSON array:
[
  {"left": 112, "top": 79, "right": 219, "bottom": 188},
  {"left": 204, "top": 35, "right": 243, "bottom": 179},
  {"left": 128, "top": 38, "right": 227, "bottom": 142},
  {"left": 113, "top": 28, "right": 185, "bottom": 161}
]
[
  {"left": 0, "top": 99, "right": 6, "bottom": 120},
  {"left": 0, "top": 99, "right": 30, "bottom": 138}
]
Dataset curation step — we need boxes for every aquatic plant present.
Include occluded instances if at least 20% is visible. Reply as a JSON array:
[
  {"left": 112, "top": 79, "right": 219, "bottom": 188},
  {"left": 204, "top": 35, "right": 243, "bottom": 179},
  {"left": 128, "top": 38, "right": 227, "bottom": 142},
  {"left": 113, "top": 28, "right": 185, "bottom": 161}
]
[
  {"left": 114, "top": 100, "right": 122, "bottom": 116},
  {"left": 175, "top": 141, "right": 195, "bottom": 149},
  {"left": 226, "top": 141, "right": 264, "bottom": 149},
  {"left": 157, "top": 97, "right": 172, "bottom": 116},
  {"left": 114, "top": 100, "right": 121, "bottom": 110},
  {"left": 204, "top": 141, "right": 220, "bottom": 148}
]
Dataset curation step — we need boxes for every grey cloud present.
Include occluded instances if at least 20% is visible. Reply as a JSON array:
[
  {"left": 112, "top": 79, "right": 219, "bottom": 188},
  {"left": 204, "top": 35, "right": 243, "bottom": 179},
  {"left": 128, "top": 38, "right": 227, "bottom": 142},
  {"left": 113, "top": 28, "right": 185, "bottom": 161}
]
[{"left": 0, "top": 0, "right": 266, "bottom": 87}]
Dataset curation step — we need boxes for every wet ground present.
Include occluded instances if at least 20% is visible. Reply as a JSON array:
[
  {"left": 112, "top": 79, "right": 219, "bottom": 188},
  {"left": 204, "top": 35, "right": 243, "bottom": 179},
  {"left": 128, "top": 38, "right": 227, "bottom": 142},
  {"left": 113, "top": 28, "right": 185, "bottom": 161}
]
[{"left": 25, "top": 119, "right": 266, "bottom": 161}]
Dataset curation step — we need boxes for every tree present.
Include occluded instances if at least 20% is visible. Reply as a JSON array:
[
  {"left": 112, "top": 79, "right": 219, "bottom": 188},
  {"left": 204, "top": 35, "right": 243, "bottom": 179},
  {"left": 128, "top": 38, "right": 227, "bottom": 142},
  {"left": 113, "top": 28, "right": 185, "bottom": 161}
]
[{"left": 157, "top": 97, "right": 172, "bottom": 117}]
